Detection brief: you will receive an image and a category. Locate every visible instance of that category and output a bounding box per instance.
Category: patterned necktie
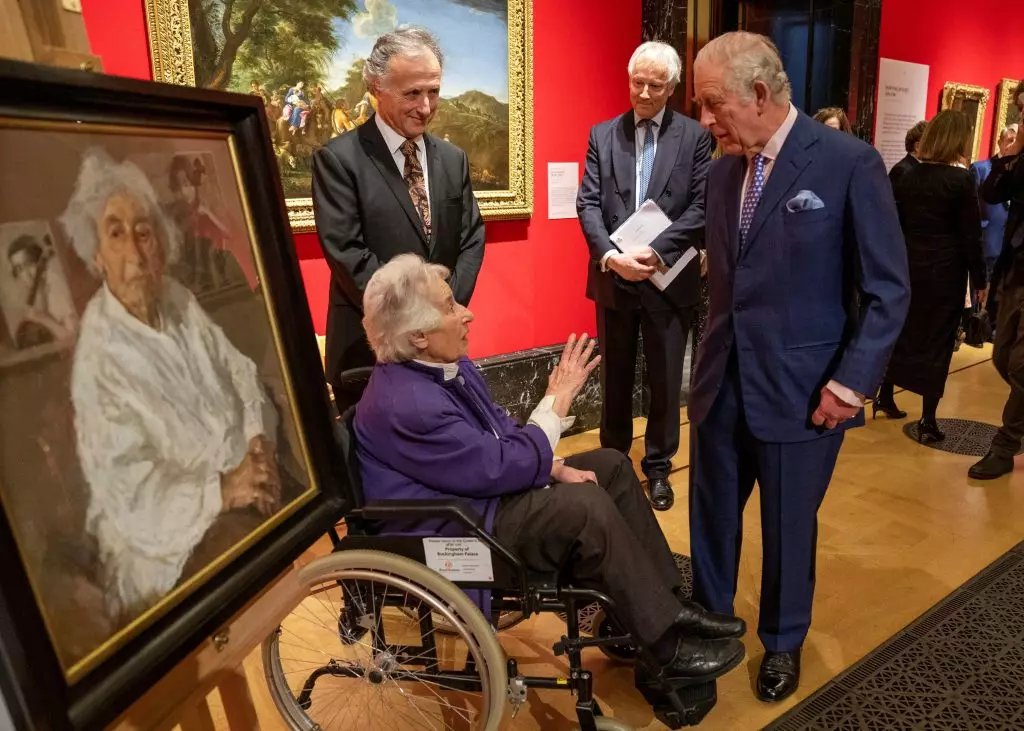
[739,153,767,247]
[637,119,656,204]
[401,139,431,239]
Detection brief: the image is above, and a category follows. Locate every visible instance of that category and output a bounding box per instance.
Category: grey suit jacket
[312,114,485,380]
[576,107,713,311]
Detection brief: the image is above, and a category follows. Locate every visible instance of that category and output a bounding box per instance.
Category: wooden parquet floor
[219,343,1024,730]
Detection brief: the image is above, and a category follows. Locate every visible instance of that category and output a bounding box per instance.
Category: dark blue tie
[638,119,656,204]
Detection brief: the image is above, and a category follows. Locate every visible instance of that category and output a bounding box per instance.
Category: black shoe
[757,650,801,703]
[649,478,674,511]
[871,399,907,420]
[969,451,1015,480]
[659,636,745,685]
[673,600,746,640]
[916,419,945,443]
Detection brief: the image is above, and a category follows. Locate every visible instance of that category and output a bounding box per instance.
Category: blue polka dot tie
[638,119,656,204]
[739,153,767,248]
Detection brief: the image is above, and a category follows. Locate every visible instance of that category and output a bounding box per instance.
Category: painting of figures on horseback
[146,0,533,229]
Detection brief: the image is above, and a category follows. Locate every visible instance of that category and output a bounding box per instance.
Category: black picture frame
[0,58,349,731]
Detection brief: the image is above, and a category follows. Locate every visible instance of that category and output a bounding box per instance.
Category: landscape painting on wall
[146,0,533,230]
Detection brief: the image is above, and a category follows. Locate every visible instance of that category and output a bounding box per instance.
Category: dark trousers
[689,358,843,652]
[492,448,681,646]
[991,265,1024,459]
[596,303,694,479]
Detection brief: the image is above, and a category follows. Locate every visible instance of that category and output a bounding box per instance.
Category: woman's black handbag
[964,306,991,348]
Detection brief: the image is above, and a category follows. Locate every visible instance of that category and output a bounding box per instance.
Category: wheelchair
[261,368,718,730]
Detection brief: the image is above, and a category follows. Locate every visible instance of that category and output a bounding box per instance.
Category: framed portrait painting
[145,0,534,231]
[993,78,1022,156]
[0,58,347,730]
[940,81,991,163]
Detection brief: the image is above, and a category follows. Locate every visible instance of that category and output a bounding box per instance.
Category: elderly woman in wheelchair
[262,255,746,730]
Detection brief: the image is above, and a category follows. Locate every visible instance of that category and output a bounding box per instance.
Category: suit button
[612,215,619,222]
[666,189,672,196]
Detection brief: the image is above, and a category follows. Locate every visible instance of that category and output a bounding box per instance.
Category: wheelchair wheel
[591,608,637,664]
[263,549,507,731]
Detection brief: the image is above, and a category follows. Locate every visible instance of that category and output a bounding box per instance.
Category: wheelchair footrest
[634,675,717,729]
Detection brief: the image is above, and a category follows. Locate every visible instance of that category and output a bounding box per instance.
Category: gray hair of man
[363,26,445,89]
[1001,123,1020,139]
[695,31,792,105]
[59,147,181,276]
[628,41,682,86]
[363,254,451,362]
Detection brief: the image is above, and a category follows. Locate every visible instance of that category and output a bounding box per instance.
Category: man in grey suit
[312,26,484,404]
[577,41,713,511]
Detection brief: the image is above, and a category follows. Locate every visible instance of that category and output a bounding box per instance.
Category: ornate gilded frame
[144,0,534,231]
[940,81,990,162]
[992,78,1022,156]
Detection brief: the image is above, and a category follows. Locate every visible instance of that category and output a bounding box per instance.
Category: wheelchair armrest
[352,499,486,530]
[349,499,528,593]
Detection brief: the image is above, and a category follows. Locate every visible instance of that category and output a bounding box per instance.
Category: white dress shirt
[739,103,863,407]
[72,278,277,615]
[376,113,431,218]
[600,106,668,271]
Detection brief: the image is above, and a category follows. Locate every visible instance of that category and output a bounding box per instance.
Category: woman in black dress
[873,110,987,441]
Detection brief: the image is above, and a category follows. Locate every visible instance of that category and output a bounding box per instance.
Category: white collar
[375,113,424,156]
[413,359,459,381]
[754,103,798,163]
[634,105,667,130]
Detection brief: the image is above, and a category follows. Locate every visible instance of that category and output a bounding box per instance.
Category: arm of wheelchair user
[349,499,529,592]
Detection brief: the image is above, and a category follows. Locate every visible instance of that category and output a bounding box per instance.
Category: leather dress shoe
[674,600,746,640]
[660,636,745,685]
[969,451,1014,480]
[757,650,801,702]
[648,478,674,511]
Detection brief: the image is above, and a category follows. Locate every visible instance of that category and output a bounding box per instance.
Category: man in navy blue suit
[688,32,910,703]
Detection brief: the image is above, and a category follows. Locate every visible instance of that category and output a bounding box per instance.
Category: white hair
[362,254,450,362]
[59,147,180,275]
[695,31,792,104]
[628,41,682,85]
[1001,123,1019,139]
[363,26,445,89]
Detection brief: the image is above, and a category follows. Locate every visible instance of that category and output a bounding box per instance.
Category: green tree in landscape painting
[188,0,357,90]
[331,59,368,112]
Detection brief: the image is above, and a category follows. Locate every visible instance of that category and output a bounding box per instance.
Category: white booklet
[608,199,697,291]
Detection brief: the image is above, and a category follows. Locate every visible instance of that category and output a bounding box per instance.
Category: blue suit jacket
[688,112,910,443]
[972,158,1011,260]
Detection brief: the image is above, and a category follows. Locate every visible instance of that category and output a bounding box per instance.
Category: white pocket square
[786,190,825,212]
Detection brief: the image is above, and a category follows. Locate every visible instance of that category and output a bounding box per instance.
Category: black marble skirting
[475,333,695,437]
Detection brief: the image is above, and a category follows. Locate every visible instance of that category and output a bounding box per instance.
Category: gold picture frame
[940,81,990,162]
[992,78,1022,156]
[144,0,534,232]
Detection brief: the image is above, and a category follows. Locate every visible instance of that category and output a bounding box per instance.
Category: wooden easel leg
[176,700,216,731]
[218,669,260,731]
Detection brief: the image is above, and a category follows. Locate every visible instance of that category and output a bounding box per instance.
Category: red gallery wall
[79,0,639,359]
[879,0,1024,158]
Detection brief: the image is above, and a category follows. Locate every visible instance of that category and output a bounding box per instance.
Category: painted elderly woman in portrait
[59,148,281,620]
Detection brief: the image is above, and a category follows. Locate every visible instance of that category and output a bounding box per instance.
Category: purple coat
[354,358,554,535]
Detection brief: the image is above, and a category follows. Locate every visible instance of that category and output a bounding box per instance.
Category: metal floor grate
[902,418,1024,457]
[766,541,1024,730]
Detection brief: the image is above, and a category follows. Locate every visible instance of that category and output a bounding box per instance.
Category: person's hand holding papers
[607,249,657,281]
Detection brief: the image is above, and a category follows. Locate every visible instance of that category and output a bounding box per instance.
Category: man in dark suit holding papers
[577,41,713,510]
